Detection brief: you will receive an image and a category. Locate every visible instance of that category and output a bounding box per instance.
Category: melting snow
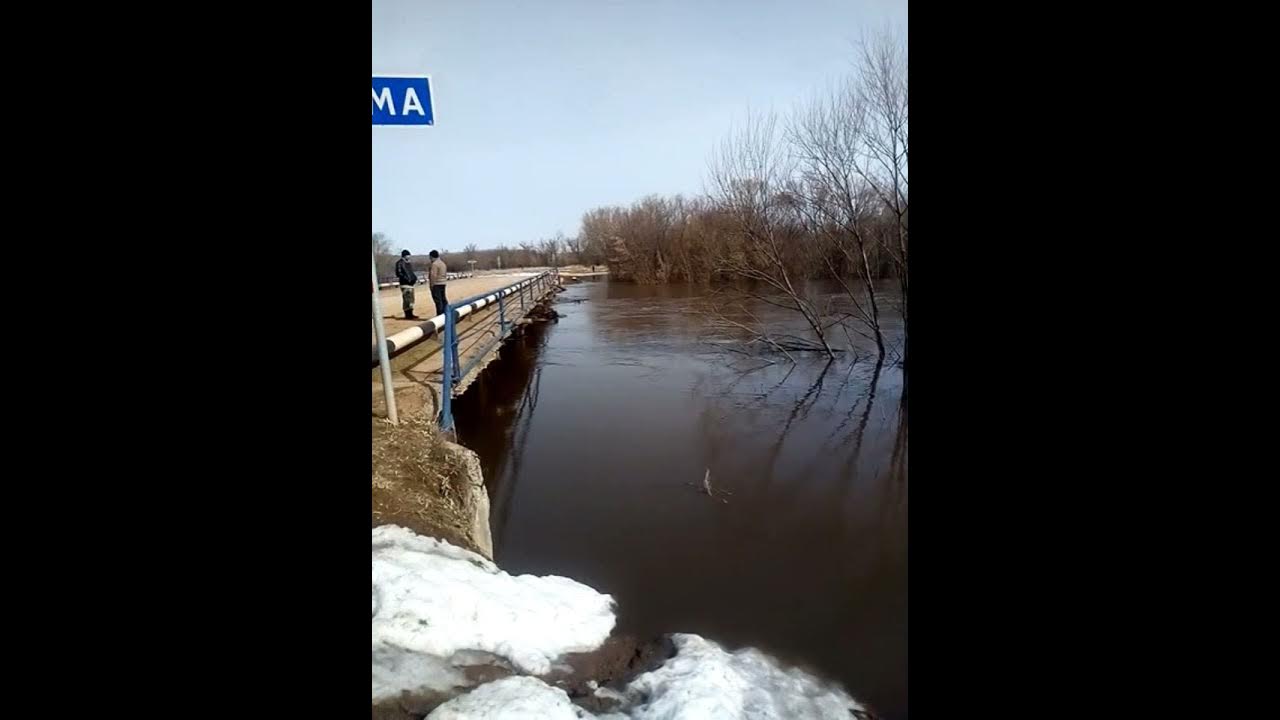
[426,676,591,720]
[373,526,867,718]
[429,634,866,719]
[372,526,616,701]
[619,633,865,719]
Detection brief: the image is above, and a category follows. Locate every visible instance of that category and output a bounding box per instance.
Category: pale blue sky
[372,0,907,254]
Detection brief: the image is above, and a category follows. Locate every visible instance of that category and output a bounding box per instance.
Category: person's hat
[401,250,411,257]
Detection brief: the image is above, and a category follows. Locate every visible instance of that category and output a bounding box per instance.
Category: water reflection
[452,328,546,546]
[454,278,908,720]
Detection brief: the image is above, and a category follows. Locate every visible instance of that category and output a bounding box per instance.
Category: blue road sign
[372,76,434,126]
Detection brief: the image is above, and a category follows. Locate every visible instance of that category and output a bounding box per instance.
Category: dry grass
[372,411,482,554]
[559,264,609,276]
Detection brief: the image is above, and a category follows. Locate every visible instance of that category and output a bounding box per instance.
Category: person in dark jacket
[395,250,419,319]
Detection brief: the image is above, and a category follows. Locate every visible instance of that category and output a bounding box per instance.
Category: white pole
[372,249,398,425]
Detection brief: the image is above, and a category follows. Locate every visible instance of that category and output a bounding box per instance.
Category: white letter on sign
[372,87,395,116]
[402,87,425,116]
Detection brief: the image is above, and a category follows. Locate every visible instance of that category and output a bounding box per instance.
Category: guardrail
[377,272,475,289]
[439,269,559,432]
[371,271,557,365]
[371,270,561,429]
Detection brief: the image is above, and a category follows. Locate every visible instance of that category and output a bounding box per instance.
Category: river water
[453,277,907,719]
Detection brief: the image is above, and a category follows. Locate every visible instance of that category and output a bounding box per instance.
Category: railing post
[434,274,550,434]
[440,302,455,432]
[450,306,461,383]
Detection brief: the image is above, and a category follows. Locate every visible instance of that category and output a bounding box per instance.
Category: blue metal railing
[440,269,559,432]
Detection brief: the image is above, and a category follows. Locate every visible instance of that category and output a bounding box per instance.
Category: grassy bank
[372,389,488,557]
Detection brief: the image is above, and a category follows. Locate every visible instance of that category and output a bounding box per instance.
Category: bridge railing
[377,272,475,289]
[439,269,559,431]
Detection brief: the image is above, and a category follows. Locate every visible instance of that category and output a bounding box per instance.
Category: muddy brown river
[453,277,907,719]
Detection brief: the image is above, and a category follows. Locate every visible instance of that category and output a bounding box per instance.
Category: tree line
[373,232,605,277]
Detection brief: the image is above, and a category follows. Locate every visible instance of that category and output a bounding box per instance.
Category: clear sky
[372,0,907,255]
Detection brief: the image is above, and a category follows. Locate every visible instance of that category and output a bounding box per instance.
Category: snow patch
[372,644,468,702]
[619,634,865,720]
[593,684,628,704]
[433,634,866,719]
[372,527,867,717]
[372,525,616,701]
[426,676,590,720]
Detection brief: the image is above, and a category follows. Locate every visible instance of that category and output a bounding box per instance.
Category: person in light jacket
[429,250,448,317]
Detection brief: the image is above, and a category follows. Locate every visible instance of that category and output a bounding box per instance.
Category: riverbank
[371,279,570,559]
[559,264,609,280]
[371,387,688,719]
[372,383,492,558]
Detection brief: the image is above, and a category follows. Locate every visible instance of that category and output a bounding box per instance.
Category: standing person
[395,250,418,320]
[429,250,449,317]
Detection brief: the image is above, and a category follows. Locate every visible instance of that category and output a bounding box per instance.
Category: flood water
[453,278,907,719]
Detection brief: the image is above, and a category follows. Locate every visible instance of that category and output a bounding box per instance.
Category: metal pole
[441,303,455,432]
[372,250,398,425]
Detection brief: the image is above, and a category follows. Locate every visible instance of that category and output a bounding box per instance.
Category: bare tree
[373,232,397,278]
[708,111,837,358]
[854,30,908,362]
[788,84,887,359]
[580,232,606,269]
[563,234,585,265]
[518,242,537,268]
[538,235,563,267]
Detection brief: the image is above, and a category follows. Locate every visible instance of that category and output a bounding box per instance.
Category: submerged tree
[853,30,908,365]
[707,112,837,358]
